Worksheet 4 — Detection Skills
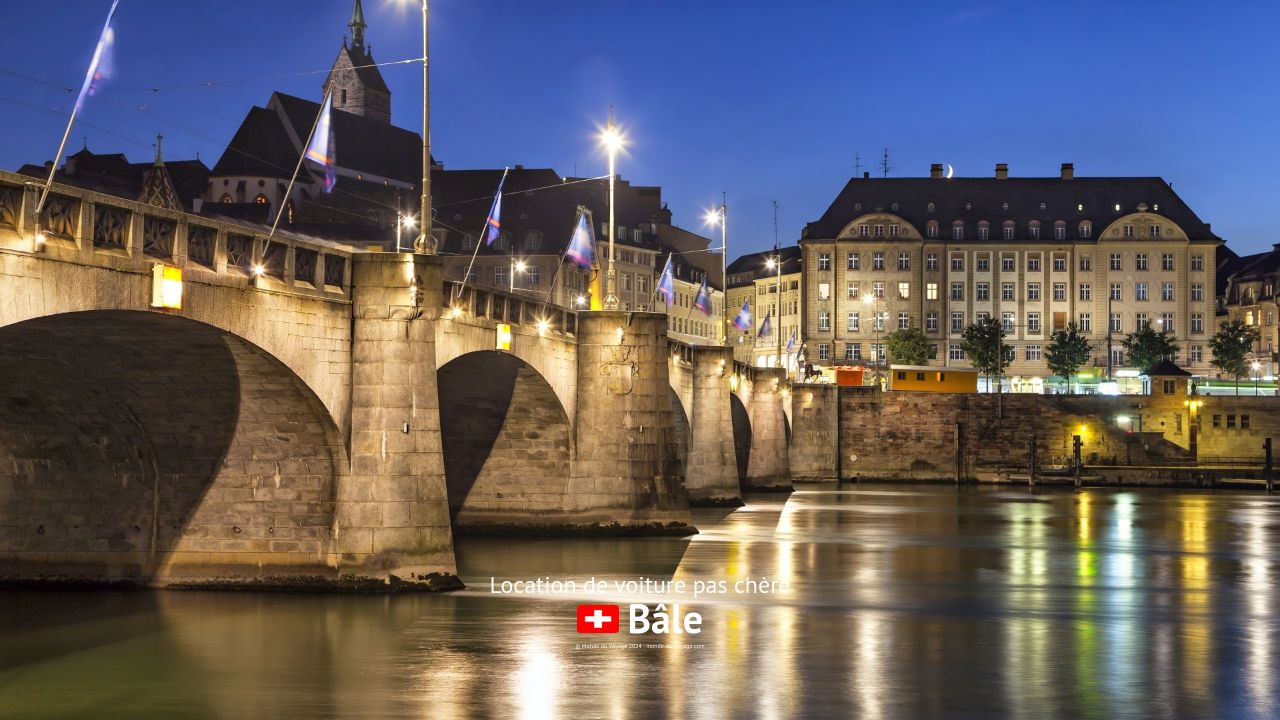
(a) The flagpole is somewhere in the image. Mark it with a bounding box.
[269,87,333,240]
[457,167,508,305]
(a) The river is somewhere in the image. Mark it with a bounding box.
[1,484,1277,718]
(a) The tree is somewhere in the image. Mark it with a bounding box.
[1209,318,1261,395]
[1122,324,1179,373]
[1045,322,1093,391]
[960,318,1012,383]
[884,327,931,366]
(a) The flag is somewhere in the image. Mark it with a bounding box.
[732,301,752,332]
[757,310,772,339]
[305,93,336,193]
[656,256,674,306]
[484,174,506,245]
[693,276,712,315]
[75,0,121,113]
[786,329,796,353]
[566,210,595,269]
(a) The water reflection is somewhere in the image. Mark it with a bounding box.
[1,487,1279,718]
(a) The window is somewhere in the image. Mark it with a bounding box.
[978,224,990,241]
[1002,283,1015,301]
[1136,253,1148,271]
[819,343,830,361]
[817,252,830,271]
[871,344,886,364]
[848,252,860,270]
[1191,314,1204,334]
[874,224,884,237]
[638,275,649,294]
[951,256,965,271]
[889,224,900,237]
[818,311,830,331]
[1160,312,1174,333]
[1191,255,1204,272]
[1162,282,1174,301]
[926,283,939,300]
[254,194,269,204]
[951,283,964,300]
[1003,224,1015,240]
[1243,415,1251,429]
[898,312,910,330]
[1124,225,1135,238]
[951,313,964,332]
[1079,221,1093,238]
[873,252,885,271]
[1026,345,1042,361]
[495,266,508,286]
[898,282,910,299]
[927,253,939,270]
[1110,313,1121,332]
[847,281,860,299]
[1110,253,1122,271]
[1112,348,1126,367]
[977,312,991,324]
[1191,283,1204,301]
[1029,222,1041,240]
[859,225,870,238]
[1027,313,1041,333]
[846,343,861,361]
[1050,221,1065,240]
[927,221,939,239]
[1028,257,1041,271]
[1191,345,1203,363]
[1079,283,1091,301]
[1137,312,1149,329]
[977,283,990,301]
[1163,379,1176,395]
[953,223,965,240]
[527,267,541,286]
[874,281,885,299]
[1079,313,1092,332]
[977,257,990,272]
[926,312,939,331]
[818,282,831,300]
[1002,257,1015,272]
[1136,282,1148,301]
[1053,283,1066,301]
[873,313,886,332]
[1053,257,1066,272]
[1151,225,1163,238]
[1080,255,1092,271]
[1228,415,1236,429]
[1162,253,1174,271]
[847,312,860,332]
[949,344,967,361]
[898,252,910,270]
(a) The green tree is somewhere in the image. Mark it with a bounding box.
[1045,322,1093,391]
[1208,318,1261,395]
[884,327,931,366]
[960,318,1012,383]
[1122,324,1179,373]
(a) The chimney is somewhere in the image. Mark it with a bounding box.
[995,163,1008,180]
[863,171,870,179]
[1061,163,1074,180]
[930,163,944,179]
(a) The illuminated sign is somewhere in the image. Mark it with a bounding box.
[496,323,512,351]
[151,264,183,309]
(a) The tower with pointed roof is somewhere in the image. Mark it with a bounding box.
[323,0,391,123]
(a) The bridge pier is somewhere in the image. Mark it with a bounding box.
[338,254,460,590]
[744,368,793,492]
[683,346,742,506]
[563,312,694,533]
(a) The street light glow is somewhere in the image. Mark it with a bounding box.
[575,294,587,307]
[703,208,722,227]
[401,214,418,230]
[599,124,626,154]
[766,257,776,270]
[515,260,527,273]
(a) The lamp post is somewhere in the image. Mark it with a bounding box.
[599,114,625,311]
[767,255,783,372]
[511,259,525,293]
[1253,360,1263,396]
[397,212,417,253]
[863,293,883,386]
[705,200,728,344]
[395,0,433,251]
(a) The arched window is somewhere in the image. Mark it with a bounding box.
[219,194,233,204]
[952,221,965,240]
[977,220,990,240]
[1028,220,1041,239]
[254,194,268,205]
[1002,220,1015,240]
[1078,220,1093,238]
[926,220,939,238]
[524,230,543,252]
[1055,220,1068,240]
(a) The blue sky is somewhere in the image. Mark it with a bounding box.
[3,0,1279,255]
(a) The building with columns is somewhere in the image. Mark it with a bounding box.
[799,163,1222,391]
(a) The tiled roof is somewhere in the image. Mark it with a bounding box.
[16,147,210,211]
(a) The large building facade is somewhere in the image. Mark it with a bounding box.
[726,247,802,369]
[1220,244,1280,382]
[799,163,1222,390]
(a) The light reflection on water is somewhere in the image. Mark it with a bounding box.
[0,486,1279,718]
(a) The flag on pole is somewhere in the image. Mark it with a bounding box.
[693,276,712,315]
[656,256,674,306]
[786,329,796,353]
[483,174,506,245]
[74,0,121,114]
[566,210,595,269]
[732,301,752,332]
[304,93,336,193]
[757,310,772,339]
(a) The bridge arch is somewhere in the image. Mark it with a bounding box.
[436,350,572,529]
[0,310,346,583]
[730,393,752,485]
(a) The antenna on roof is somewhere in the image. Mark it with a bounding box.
[853,152,862,177]
[880,147,892,178]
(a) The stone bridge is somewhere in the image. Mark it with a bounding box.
[0,172,790,591]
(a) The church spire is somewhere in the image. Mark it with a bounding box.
[349,0,367,49]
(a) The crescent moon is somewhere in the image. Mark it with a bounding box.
[946,164,955,179]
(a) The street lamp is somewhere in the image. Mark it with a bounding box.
[704,200,728,344]
[766,255,783,372]
[863,292,884,386]
[393,0,433,251]
[397,213,417,252]
[599,114,626,311]
[1253,360,1262,396]
[511,259,526,293]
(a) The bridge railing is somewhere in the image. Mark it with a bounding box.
[0,171,354,300]
[443,279,577,336]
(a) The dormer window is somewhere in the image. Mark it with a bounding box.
[1002,220,1015,240]
[1028,220,1041,239]
[952,221,965,240]
[1079,220,1093,238]
[1054,220,1067,240]
[977,221,990,240]
[927,202,936,213]
[926,220,939,238]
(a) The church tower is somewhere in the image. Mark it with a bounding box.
[323,0,392,123]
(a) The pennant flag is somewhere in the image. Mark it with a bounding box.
[693,276,712,315]
[305,93,336,193]
[732,301,752,332]
[75,0,121,114]
[786,329,796,353]
[757,310,773,339]
[484,174,506,245]
[566,211,595,269]
[656,256,674,306]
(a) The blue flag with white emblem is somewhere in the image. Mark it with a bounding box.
[693,276,711,315]
[786,329,796,353]
[656,256,674,306]
[732,301,752,332]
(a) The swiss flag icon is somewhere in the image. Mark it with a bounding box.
[576,604,620,633]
